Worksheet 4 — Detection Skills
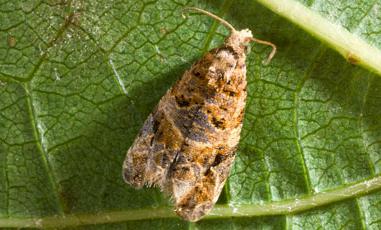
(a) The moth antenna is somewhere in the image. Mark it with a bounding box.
[183,7,237,32]
[251,37,277,64]
[183,7,277,64]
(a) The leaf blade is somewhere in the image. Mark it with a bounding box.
[1,0,381,229]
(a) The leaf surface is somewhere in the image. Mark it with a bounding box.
[0,0,381,229]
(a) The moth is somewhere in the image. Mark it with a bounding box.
[122,7,276,222]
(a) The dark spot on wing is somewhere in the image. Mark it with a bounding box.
[175,95,191,107]
[173,107,213,143]
[212,154,225,167]
[211,117,226,129]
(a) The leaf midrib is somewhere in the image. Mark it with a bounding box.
[0,175,380,228]
[256,0,381,77]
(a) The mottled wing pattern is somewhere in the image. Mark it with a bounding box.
[122,113,155,188]
[123,96,184,187]
[123,29,251,222]
[167,47,247,221]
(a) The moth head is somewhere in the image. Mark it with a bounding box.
[183,7,277,64]
[226,29,277,64]
[226,29,254,52]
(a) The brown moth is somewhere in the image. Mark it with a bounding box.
[122,7,276,222]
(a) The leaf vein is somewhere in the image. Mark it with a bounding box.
[0,175,380,228]
[23,83,65,215]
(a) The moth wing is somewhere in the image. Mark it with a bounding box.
[122,113,156,188]
[169,144,237,222]
[123,93,184,189]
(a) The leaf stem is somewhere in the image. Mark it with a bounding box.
[1,175,381,228]
[210,175,381,218]
[255,0,381,77]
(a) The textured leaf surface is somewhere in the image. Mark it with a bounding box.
[1,0,381,229]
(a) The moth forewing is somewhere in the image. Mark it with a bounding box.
[122,7,276,222]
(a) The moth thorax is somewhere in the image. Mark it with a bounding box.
[225,29,253,53]
[210,50,237,82]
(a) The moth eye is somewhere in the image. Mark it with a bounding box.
[228,63,234,68]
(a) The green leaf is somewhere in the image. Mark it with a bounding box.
[1,0,381,229]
